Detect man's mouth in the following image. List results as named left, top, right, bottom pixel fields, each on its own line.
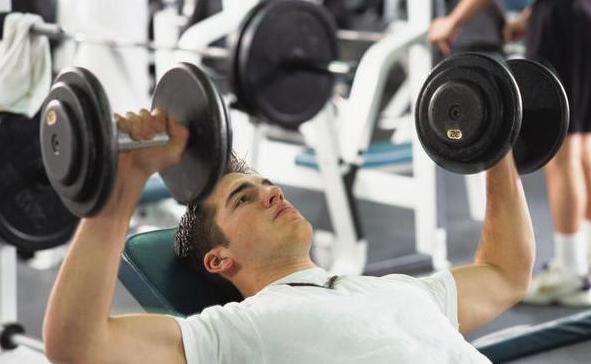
left=274, top=204, right=294, bottom=220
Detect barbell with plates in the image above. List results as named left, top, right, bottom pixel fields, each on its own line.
left=0, top=112, right=78, bottom=251
left=31, top=0, right=355, bottom=129
left=40, top=63, right=231, bottom=217
left=415, top=53, right=569, bottom=174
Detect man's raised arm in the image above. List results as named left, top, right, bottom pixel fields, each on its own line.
left=43, top=110, right=189, bottom=364
left=452, top=152, right=535, bottom=334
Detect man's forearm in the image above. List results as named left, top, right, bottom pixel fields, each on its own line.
left=43, top=173, right=147, bottom=361
left=476, top=153, right=535, bottom=291
left=449, top=0, right=492, bottom=27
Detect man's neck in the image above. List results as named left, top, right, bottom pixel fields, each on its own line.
left=238, top=258, right=317, bottom=297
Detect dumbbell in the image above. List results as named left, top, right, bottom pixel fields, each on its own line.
left=40, top=63, right=232, bottom=217
left=415, top=53, right=569, bottom=174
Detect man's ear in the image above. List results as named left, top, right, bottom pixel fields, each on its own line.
left=203, top=247, right=234, bottom=274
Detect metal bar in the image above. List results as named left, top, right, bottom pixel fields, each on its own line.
left=301, top=108, right=367, bottom=275
left=0, top=244, right=17, bottom=324
left=117, top=132, right=170, bottom=152
left=31, top=24, right=367, bottom=74
left=11, top=334, right=45, bottom=353
left=465, top=172, right=486, bottom=221
left=339, top=26, right=428, bottom=165
left=0, top=0, right=10, bottom=12
left=337, top=29, right=385, bottom=43
left=30, top=23, right=230, bottom=59
left=285, top=58, right=355, bottom=77
left=327, top=61, right=354, bottom=76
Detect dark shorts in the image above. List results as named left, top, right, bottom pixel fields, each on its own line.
left=526, top=0, right=591, bottom=133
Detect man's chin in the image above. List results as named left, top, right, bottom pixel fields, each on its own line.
left=291, top=220, right=313, bottom=243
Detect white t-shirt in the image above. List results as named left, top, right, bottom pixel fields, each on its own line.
left=174, top=268, right=491, bottom=364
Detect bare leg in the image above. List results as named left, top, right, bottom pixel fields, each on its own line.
left=524, top=134, right=591, bottom=306
left=581, top=133, right=591, bottom=221
left=545, top=134, right=586, bottom=234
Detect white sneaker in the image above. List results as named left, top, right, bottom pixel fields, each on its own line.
left=522, top=262, right=591, bottom=307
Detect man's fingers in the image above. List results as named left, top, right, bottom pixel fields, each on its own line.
left=437, top=40, right=451, bottom=56
left=429, top=32, right=450, bottom=53
left=117, top=109, right=188, bottom=151
left=115, top=113, right=129, bottom=133
left=166, top=115, right=190, bottom=154
left=138, top=108, right=156, bottom=140
left=427, top=28, right=441, bottom=46
left=125, top=111, right=146, bottom=141
left=151, top=108, right=167, bottom=134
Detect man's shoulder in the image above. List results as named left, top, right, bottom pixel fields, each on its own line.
left=354, top=271, right=455, bottom=295
left=197, top=291, right=276, bottom=315
left=357, top=273, right=418, bottom=284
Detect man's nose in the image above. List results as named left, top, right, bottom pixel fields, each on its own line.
left=263, top=186, right=284, bottom=208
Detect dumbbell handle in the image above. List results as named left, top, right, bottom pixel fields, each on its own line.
left=44, top=107, right=172, bottom=152
left=118, top=130, right=171, bottom=152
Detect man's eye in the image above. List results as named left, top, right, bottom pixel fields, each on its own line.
left=236, top=195, right=249, bottom=207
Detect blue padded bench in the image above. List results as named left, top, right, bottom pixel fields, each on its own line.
left=504, top=0, right=533, bottom=11
left=295, top=142, right=412, bottom=170
left=118, top=228, right=242, bottom=316
left=476, top=310, right=591, bottom=363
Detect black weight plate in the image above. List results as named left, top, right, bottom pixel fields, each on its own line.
left=230, top=1, right=264, bottom=115
left=416, top=53, right=522, bottom=174
left=40, top=99, right=81, bottom=185
left=508, top=59, right=569, bottom=174
left=41, top=67, right=117, bottom=217
left=41, top=82, right=90, bottom=201
left=153, top=63, right=231, bottom=204
left=75, top=67, right=118, bottom=217
left=232, top=0, right=338, bottom=129
left=0, top=112, right=78, bottom=252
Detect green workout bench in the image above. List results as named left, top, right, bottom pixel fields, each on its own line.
left=139, top=176, right=173, bottom=205
left=118, top=228, right=242, bottom=317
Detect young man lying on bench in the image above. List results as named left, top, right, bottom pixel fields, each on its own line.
left=43, top=110, right=534, bottom=364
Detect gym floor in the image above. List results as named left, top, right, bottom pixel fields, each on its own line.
left=11, top=162, right=588, bottom=363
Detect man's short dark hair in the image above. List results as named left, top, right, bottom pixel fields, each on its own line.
left=174, top=153, right=252, bottom=272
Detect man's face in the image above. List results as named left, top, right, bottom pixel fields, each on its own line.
left=208, top=173, right=313, bottom=269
